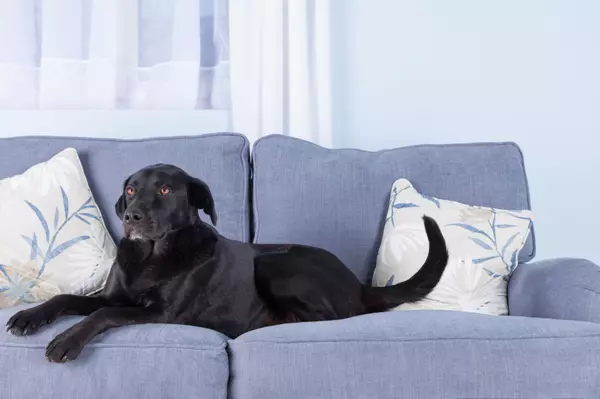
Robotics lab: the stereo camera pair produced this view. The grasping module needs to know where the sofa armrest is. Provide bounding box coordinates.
[508,258,600,323]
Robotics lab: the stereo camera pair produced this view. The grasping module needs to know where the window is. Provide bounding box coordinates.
[0,0,230,137]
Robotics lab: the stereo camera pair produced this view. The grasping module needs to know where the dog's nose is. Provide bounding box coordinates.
[124,210,144,223]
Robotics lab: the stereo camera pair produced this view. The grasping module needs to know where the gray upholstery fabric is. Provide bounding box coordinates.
[0,304,229,399]
[229,310,600,399]
[0,133,251,242]
[252,135,535,282]
[509,257,600,323]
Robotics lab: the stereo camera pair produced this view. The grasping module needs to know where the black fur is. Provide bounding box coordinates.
[5,164,449,363]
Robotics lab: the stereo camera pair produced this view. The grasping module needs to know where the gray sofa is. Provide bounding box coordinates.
[1,133,599,399]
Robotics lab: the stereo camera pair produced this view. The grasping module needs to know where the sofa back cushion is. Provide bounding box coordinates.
[0,133,251,242]
[251,135,535,283]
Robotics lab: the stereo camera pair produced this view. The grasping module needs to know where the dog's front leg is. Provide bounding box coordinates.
[45,306,163,363]
[6,294,113,336]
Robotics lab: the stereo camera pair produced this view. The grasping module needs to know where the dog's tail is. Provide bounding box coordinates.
[363,215,449,313]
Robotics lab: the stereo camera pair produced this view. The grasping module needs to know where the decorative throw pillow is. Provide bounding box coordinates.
[372,178,533,315]
[0,148,116,308]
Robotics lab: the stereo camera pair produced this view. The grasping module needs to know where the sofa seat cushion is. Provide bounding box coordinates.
[229,310,600,399]
[0,305,229,399]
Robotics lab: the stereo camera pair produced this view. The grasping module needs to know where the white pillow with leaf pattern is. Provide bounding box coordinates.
[373,178,533,315]
[0,148,116,308]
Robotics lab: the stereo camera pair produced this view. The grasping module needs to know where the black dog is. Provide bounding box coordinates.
[6,164,449,363]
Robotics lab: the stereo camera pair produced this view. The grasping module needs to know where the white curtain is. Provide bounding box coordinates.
[229,0,332,147]
[0,0,230,110]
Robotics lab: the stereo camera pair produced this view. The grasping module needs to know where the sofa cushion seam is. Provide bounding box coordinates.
[233,335,600,345]
[0,343,227,350]
[237,135,250,242]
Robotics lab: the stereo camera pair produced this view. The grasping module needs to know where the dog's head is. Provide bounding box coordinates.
[115,164,217,240]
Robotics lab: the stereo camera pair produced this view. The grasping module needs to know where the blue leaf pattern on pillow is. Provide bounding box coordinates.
[489,211,497,243]
[421,194,441,208]
[446,211,532,278]
[500,211,532,221]
[446,223,494,242]
[483,268,504,278]
[24,201,49,242]
[386,275,395,286]
[392,203,419,209]
[387,185,412,227]
[378,180,534,315]
[1,268,16,297]
[53,208,59,230]
[0,261,59,304]
[509,249,519,274]
[21,233,42,261]
[78,212,101,221]
[472,256,499,264]
[60,186,69,219]
[501,233,519,260]
[0,150,115,308]
[6,188,100,285]
[470,237,493,251]
[46,235,90,262]
[385,185,533,280]
[411,206,532,279]
[75,214,91,225]
[0,265,10,282]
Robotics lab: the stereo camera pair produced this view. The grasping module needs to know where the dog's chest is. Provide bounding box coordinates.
[119,261,173,306]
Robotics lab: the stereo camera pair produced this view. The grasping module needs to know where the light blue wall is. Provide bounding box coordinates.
[331,0,600,263]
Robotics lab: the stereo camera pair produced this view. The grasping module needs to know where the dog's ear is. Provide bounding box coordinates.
[188,177,217,226]
[114,177,130,220]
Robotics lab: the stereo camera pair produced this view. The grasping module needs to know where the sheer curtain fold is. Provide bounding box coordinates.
[0,0,332,145]
[0,0,39,108]
[229,0,332,146]
[0,0,229,110]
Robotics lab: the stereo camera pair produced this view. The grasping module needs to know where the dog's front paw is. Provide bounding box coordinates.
[45,331,86,363]
[6,308,55,336]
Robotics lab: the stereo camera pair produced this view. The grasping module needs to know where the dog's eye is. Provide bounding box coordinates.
[126,186,135,196]
[159,187,171,196]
